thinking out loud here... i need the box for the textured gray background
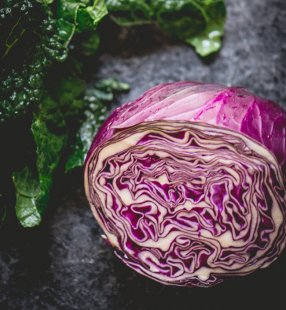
[1,0,286,309]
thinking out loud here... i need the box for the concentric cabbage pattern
[85,121,286,287]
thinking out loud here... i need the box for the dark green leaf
[107,0,226,56]
[57,0,108,44]
[151,0,226,56]
[13,119,67,227]
[0,1,69,123]
[36,0,55,4]
[44,76,86,124]
[11,70,86,227]
[79,32,100,56]
[65,103,107,171]
[106,0,153,26]
[65,79,130,171]
[77,0,108,32]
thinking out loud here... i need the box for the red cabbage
[84,81,286,287]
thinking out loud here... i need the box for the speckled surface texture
[1,0,286,309]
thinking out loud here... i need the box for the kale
[153,0,227,56]
[0,0,226,228]
[0,0,67,123]
[106,0,152,26]
[13,120,67,227]
[65,79,130,171]
[0,0,108,123]
[12,65,84,227]
[1,0,109,227]
[106,0,226,56]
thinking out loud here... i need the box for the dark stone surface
[1,0,286,309]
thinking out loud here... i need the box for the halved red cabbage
[84,81,286,287]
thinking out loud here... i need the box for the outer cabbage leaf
[90,82,286,177]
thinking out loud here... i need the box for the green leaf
[65,78,130,171]
[77,0,108,32]
[106,0,153,26]
[186,21,225,56]
[106,0,226,56]
[13,167,42,227]
[65,101,107,171]
[36,0,55,4]
[13,120,67,227]
[0,1,65,122]
[32,119,67,188]
[44,76,86,124]
[152,0,226,56]
[1,16,26,60]
[79,32,101,56]
[57,0,108,46]
[12,63,88,227]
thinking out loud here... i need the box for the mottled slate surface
[0,0,286,309]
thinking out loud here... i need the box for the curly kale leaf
[0,0,32,59]
[0,1,67,123]
[5,0,109,227]
[0,0,107,124]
